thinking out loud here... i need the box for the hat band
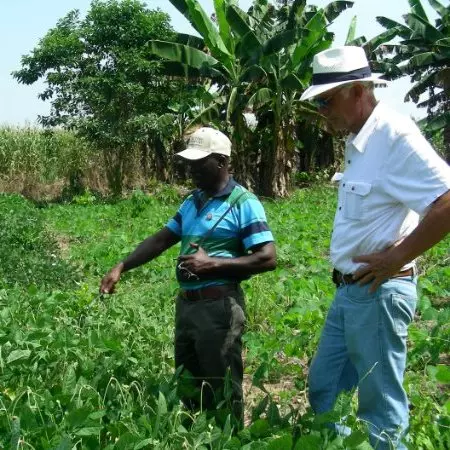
[312,66,372,85]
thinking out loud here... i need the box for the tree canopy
[13,0,195,193]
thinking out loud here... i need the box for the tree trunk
[296,123,334,172]
[154,135,169,182]
[230,116,255,190]
[103,147,125,196]
[140,141,150,179]
[258,116,293,198]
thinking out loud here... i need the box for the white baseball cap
[176,127,232,160]
[300,46,388,101]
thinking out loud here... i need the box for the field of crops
[0,186,449,449]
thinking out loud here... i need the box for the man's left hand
[352,246,404,293]
[178,243,215,275]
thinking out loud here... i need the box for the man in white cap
[100,127,276,428]
[301,46,450,449]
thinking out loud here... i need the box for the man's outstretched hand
[100,263,124,294]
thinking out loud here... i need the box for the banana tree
[148,0,260,189]
[359,0,450,161]
[246,0,353,195]
[148,0,353,196]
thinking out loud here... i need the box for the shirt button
[339,206,342,210]
[348,160,351,164]
[343,183,346,187]
[351,187,355,191]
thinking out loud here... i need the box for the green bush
[0,126,95,195]
[0,194,76,288]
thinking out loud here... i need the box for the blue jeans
[309,276,417,449]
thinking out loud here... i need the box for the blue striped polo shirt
[165,178,274,290]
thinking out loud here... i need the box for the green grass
[0,126,94,188]
[0,186,448,449]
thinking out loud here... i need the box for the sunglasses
[311,85,350,109]
[312,96,333,109]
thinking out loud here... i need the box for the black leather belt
[180,283,239,301]
[332,268,414,287]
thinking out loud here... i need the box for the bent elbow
[263,252,277,272]
[269,256,277,271]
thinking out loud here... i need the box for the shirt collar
[192,177,238,209]
[347,102,383,153]
[213,176,238,197]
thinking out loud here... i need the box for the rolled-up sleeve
[238,196,274,250]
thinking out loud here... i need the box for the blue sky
[0,0,437,125]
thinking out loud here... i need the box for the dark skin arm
[177,241,276,278]
[353,189,450,293]
[100,227,180,294]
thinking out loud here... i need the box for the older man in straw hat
[100,127,276,428]
[300,46,450,449]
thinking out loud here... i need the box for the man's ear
[217,155,227,169]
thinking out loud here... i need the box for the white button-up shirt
[331,102,450,274]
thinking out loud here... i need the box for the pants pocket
[392,294,416,336]
[221,297,245,358]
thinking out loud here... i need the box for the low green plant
[1,185,448,448]
[0,194,76,288]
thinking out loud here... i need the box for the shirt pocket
[342,181,372,220]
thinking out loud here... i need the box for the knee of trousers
[307,357,323,391]
[307,360,325,403]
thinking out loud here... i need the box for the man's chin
[192,178,205,189]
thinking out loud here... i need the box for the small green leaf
[158,391,167,415]
[55,435,72,450]
[62,364,77,395]
[444,400,450,414]
[435,365,450,384]
[251,395,269,421]
[7,349,31,364]
[224,436,241,450]
[135,439,156,449]
[88,410,106,420]
[294,434,322,450]
[27,284,38,295]
[267,434,293,450]
[344,429,369,447]
[249,418,270,438]
[267,401,281,426]
[74,426,102,436]
[66,406,91,428]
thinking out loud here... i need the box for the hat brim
[175,148,210,160]
[300,76,388,101]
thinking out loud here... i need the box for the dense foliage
[360,0,450,162]
[13,0,355,197]
[12,0,199,194]
[0,187,448,448]
[149,0,353,197]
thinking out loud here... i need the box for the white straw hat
[300,46,388,101]
[176,127,231,160]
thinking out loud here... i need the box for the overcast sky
[0,0,438,125]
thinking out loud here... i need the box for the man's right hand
[100,263,124,294]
